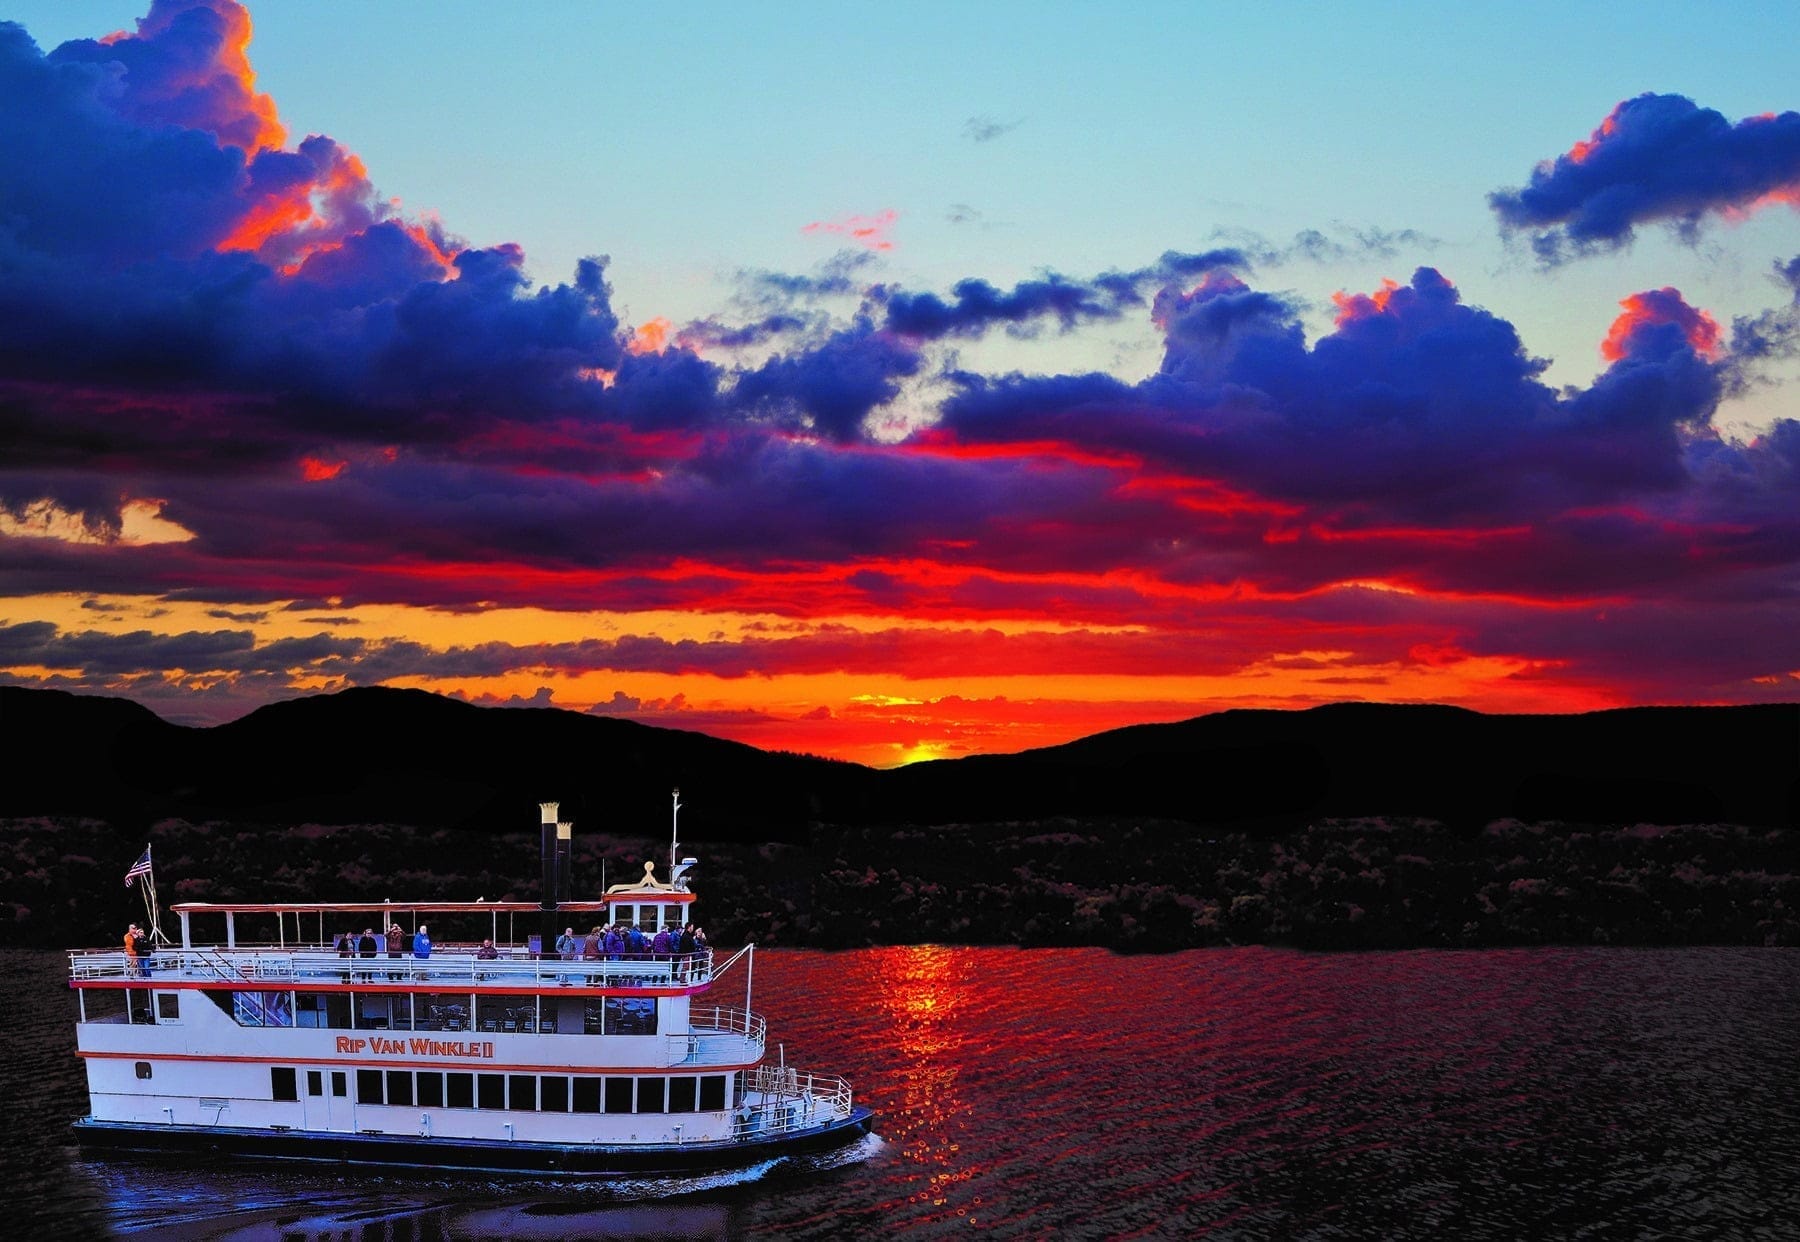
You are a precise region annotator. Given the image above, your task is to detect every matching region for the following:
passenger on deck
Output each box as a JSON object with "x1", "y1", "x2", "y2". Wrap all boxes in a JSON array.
[
  {"x1": 123, "y1": 923, "x2": 142, "y2": 978},
  {"x1": 556, "y1": 927, "x2": 579, "y2": 960},
  {"x1": 385, "y1": 923, "x2": 405, "y2": 979},
  {"x1": 413, "y1": 924, "x2": 432, "y2": 961},
  {"x1": 679, "y1": 924, "x2": 696, "y2": 955},
  {"x1": 476, "y1": 938, "x2": 499, "y2": 960},
  {"x1": 603, "y1": 924, "x2": 624, "y2": 960},
  {"x1": 651, "y1": 926, "x2": 673, "y2": 957},
  {"x1": 581, "y1": 926, "x2": 602, "y2": 984},
  {"x1": 627, "y1": 924, "x2": 648, "y2": 958}
]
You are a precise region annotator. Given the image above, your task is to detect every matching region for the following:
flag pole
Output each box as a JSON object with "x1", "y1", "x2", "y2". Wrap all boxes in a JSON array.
[{"x1": 133, "y1": 845, "x2": 168, "y2": 946}]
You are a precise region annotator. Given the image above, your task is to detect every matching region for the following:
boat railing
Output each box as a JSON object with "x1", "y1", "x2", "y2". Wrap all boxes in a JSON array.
[
  {"x1": 733, "y1": 1065, "x2": 855, "y2": 1138},
  {"x1": 67, "y1": 946, "x2": 714, "y2": 990},
  {"x1": 678, "y1": 1006, "x2": 767, "y2": 1064}
]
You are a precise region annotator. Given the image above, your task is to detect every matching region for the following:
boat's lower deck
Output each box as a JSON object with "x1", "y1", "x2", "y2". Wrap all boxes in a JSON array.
[{"x1": 72, "y1": 1107, "x2": 875, "y2": 1175}]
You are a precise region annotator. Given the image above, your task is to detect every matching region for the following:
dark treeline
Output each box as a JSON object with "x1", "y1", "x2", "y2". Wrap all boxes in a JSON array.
[{"x1": 4, "y1": 815, "x2": 1794, "y2": 952}]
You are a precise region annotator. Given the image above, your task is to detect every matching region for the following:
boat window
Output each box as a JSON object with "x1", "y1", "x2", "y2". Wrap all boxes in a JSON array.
[
  {"x1": 228, "y1": 990, "x2": 292, "y2": 1027},
  {"x1": 419, "y1": 994, "x2": 467, "y2": 1032},
  {"x1": 637, "y1": 1077, "x2": 666, "y2": 1113},
  {"x1": 508, "y1": 1075, "x2": 536, "y2": 1111},
  {"x1": 154, "y1": 992, "x2": 180, "y2": 1021},
  {"x1": 356, "y1": 1069, "x2": 384, "y2": 1104},
  {"x1": 307, "y1": 1070, "x2": 323, "y2": 1097},
  {"x1": 572, "y1": 1077, "x2": 601, "y2": 1113},
  {"x1": 477, "y1": 1073, "x2": 505, "y2": 1110},
  {"x1": 604, "y1": 996, "x2": 657, "y2": 1036},
  {"x1": 297, "y1": 992, "x2": 351, "y2": 1029},
  {"x1": 332, "y1": 1071, "x2": 347, "y2": 1098},
  {"x1": 417, "y1": 1072, "x2": 444, "y2": 1108},
  {"x1": 386, "y1": 1070, "x2": 414, "y2": 1107},
  {"x1": 540, "y1": 1076, "x2": 569, "y2": 1112},
  {"x1": 447, "y1": 1072, "x2": 474, "y2": 1109},
  {"x1": 603, "y1": 1077, "x2": 633, "y2": 1114},
  {"x1": 79, "y1": 988, "x2": 126, "y2": 1025},
  {"x1": 668, "y1": 1076, "x2": 697, "y2": 1113},
  {"x1": 359, "y1": 992, "x2": 407, "y2": 1030},
  {"x1": 270, "y1": 1067, "x2": 296, "y2": 1100},
  {"x1": 534, "y1": 995, "x2": 566, "y2": 1034},
  {"x1": 699, "y1": 1074, "x2": 727, "y2": 1111},
  {"x1": 664, "y1": 904, "x2": 682, "y2": 928}
]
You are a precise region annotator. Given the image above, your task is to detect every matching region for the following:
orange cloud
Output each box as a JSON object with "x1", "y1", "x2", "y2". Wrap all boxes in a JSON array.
[
  {"x1": 1600, "y1": 289, "x2": 1721, "y2": 362},
  {"x1": 628, "y1": 317, "x2": 672, "y2": 355},
  {"x1": 1330, "y1": 277, "x2": 1401, "y2": 326}
]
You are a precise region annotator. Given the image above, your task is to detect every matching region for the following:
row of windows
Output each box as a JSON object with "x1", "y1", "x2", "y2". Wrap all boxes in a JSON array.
[
  {"x1": 272, "y1": 1067, "x2": 733, "y2": 1114},
  {"x1": 220, "y1": 991, "x2": 658, "y2": 1035}
]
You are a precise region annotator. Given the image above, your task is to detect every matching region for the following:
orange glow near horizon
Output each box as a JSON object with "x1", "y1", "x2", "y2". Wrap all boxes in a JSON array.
[{"x1": 0, "y1": 586, "x2": 1644, "y2": 767}]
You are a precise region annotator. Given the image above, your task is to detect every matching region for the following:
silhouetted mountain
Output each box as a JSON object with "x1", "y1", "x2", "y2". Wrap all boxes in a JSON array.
[{"x1": 2, "y1": 686, "x2": 1795, "y2": 838}]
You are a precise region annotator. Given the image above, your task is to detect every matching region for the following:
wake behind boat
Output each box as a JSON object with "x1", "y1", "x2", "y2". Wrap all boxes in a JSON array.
[{"x1": 68, "y1": 796, "x2": 873, "y2": 1174}]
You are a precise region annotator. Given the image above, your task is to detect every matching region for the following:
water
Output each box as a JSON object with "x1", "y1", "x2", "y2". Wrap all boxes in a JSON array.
[{"x1": 7, "y1": 945, "x2": 1798, "y2": 1238}]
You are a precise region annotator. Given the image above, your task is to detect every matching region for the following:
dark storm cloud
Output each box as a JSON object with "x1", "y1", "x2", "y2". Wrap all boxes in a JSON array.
[
  {"x1": 875, "y1": 250, "x2": 1248, "y2": 341},
  {"x1": 732, "y1": 321, "x2": 924, "y2": 441},
  {"x1": 939, "y1": 268, "x2": 1744, "y2": 532},
  {"x1": 1490, "y1": 93, "x2": 1800, "y2": 262}
]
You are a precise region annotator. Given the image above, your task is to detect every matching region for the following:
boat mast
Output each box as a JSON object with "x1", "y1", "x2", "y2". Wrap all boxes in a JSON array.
[{"x1": 669, "y1": 788, "x2": 681, "y2": 881}]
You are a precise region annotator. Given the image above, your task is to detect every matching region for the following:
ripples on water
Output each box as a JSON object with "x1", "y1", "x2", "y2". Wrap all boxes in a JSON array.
[{"x1": 7, "y1": 945, "x2": 1798, "y2": 1238}]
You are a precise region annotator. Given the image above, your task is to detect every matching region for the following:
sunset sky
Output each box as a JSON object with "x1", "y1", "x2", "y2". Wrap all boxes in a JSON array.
[{"x1": 3, "y1": 1, "x2": 1800, "y2": 767}]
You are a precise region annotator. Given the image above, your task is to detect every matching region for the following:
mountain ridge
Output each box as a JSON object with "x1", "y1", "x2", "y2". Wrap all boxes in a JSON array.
[{"x1": 3, "y1": 685, "x2": 1794, "y2": 837}]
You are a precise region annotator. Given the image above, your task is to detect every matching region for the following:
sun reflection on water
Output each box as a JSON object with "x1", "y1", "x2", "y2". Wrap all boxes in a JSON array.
[{"x1": 862, "y1": 945, "x2": 982, "y2": 1220}]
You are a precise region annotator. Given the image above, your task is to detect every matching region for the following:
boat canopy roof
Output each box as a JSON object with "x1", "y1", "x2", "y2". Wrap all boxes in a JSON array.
[{"x1": 170, "y1": 894, "x2": 694, "y2": 918}]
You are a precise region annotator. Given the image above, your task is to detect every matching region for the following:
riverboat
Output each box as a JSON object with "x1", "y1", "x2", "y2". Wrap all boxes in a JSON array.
[{"x1": 68, "y1": 797, "x2": 873, "y2": 1174}]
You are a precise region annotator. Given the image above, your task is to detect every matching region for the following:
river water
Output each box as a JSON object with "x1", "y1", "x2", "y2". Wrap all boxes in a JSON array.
[{"x1": 6, "y1": 945, "x2": 1797, "y2": 1238}]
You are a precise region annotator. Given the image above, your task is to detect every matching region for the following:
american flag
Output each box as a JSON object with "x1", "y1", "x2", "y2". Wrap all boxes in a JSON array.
[{"x1": 124, "y1": 847, "x2": 153, "y2": 888}]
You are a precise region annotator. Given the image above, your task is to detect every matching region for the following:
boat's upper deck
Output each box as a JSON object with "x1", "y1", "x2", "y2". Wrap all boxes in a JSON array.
[
  {"x1": 82, "y1": 882, "x2": 714, "y2": 993},
  {"x1": 70, "y1": 943, "x2": 714, "y2": 992}
]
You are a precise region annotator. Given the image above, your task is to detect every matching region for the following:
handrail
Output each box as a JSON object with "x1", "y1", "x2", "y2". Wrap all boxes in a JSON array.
[
  {"x1": 732, "y1": 1064, "x2": 855, "y2": 1138},
  {"x1": 68, "y1": 946, "x2": 715, "y2": 990}
]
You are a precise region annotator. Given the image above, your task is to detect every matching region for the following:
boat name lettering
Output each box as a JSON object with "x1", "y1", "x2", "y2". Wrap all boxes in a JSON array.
[{"x1": 333, "y1": 1035, "x2": 496, "y2": 1059}]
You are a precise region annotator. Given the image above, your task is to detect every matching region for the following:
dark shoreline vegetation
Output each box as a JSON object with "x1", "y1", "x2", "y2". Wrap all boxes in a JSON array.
[
  {"x1": 4, "y1": 688, "x2": 1795, "y2": 951},
  {"x1": 5, "y1": 815, "x2": 1794, "y2": 952}
]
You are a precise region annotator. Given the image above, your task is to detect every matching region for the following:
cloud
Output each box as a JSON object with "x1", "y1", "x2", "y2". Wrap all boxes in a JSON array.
[
  {"x1": 963, "y1": 115, "x2": 1022, "y2": 143},
  {"x1": 876, "y1": 249, "x2": 1249, "y2": 342},
  {"x1": 5, "y1": 3, "x2": 1800, "y2": 741},
  {"x1": 1490, "y1": 93, "x2": 1800, "y2": 261},
  {"x1": 801, "y1": 210, "x2": 898, "y2": 252},
  {"x1": 1210, "y1": 225, "x2": 1439, "y2": 266},
  {"x1": 940, "y1": 267, "x2": 1736, "y2": 532},
  {"x1": 732, "y1": 320, "x2": 923, "y2": 441}
]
